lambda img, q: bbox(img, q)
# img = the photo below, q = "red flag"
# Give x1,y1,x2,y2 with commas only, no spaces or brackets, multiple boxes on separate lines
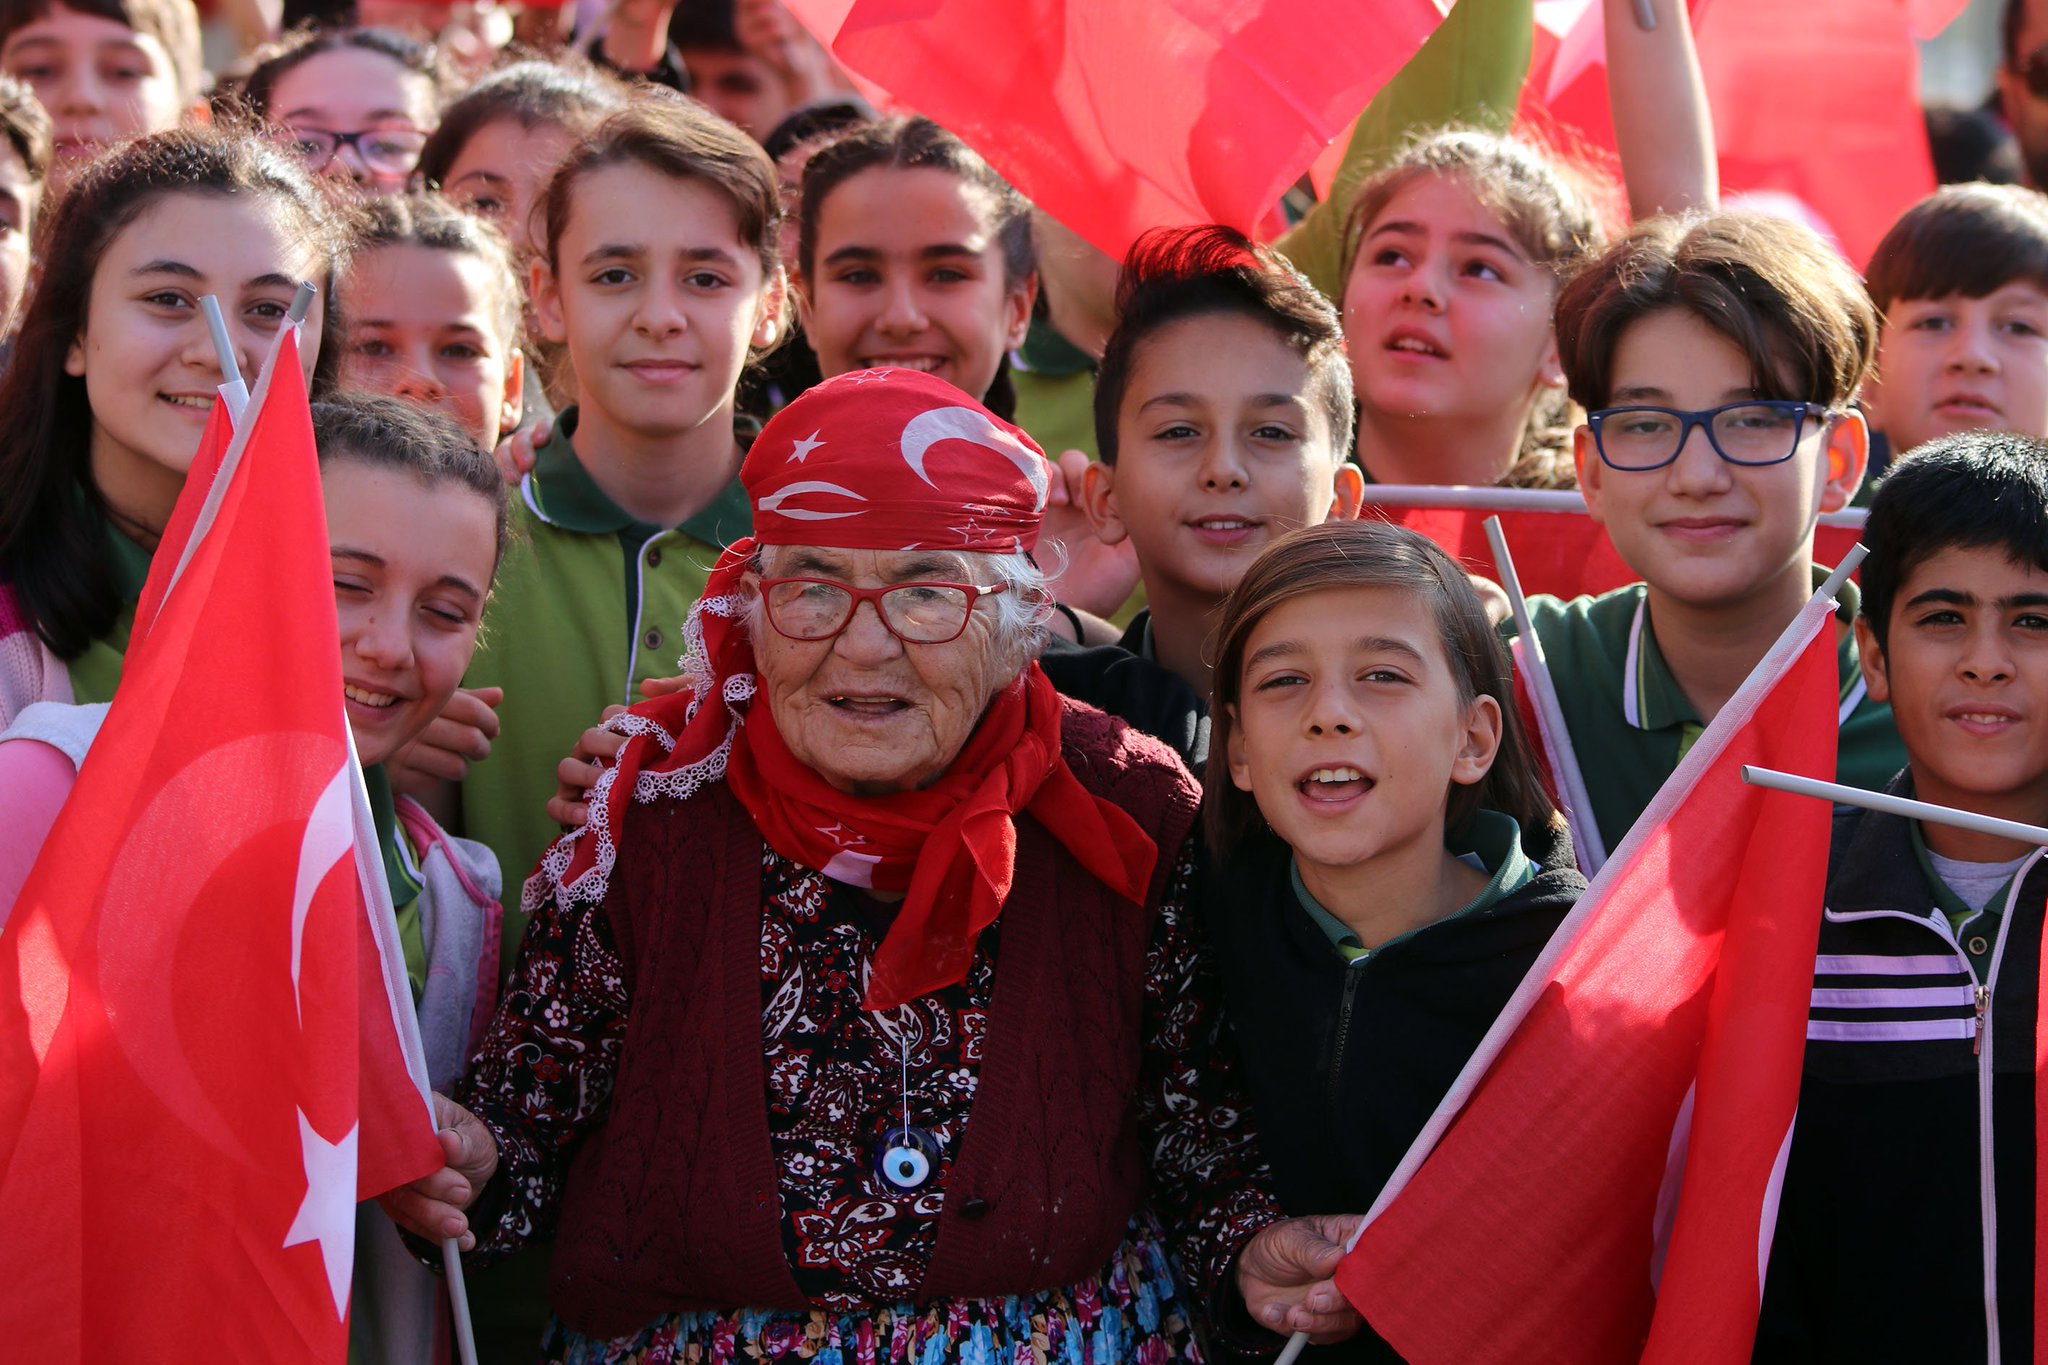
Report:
0,332,444,1360
1359,485,1863,598
1523,0,1961,269
784,0,1445,260
1334,579,1843,1362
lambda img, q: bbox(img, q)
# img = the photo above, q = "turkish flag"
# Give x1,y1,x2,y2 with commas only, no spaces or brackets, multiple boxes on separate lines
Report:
1359,485,1864,598
0,332,444,1359
1332,579,1841,1361
1523,0,1966,269
783,0,1446,260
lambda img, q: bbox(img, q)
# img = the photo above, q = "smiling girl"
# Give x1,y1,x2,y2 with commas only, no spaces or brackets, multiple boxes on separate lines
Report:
237,25,447,195
797,116,1034,418
0,126,347,728
1200,519,1583,1360
413,91,788,959
341,192,525,450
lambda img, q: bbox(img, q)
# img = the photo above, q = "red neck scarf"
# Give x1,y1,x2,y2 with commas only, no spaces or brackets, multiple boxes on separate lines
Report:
528,369,1159,1009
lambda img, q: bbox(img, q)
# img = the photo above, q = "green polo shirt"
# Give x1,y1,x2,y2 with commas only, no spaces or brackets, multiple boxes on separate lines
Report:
1516,572,1906,854
1292,809,1536,963
67,519,154,704
1910,821,2026,983
459,408,753,972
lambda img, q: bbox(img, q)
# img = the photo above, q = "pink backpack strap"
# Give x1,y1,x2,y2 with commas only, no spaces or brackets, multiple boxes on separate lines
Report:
393,795,502,1052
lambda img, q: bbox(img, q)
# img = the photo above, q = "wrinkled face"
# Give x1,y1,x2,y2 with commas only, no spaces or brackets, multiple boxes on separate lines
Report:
1,4,184,190
325,460,498,768
268,47,437,195
67,191,326,535
747,544,1026,795
1341,173,1563,434
440,115,578,261
1860,545,2048,829
0,141,39,339
1868,284,2048,454
532,161,780,442
1226,585,1498,885
342,242,522,450
1089,312,1361,605
679,46,788,140
802,166,1034,404
1577,308,1863,612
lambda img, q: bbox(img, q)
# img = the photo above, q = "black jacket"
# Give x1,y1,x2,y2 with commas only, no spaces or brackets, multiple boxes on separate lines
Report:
1197,820,1584,1362
1039,611,1209,769
1756,777,2040,1364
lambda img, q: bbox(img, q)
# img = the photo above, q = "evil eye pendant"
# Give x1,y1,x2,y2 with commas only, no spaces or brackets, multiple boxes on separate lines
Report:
874,1125,942,1192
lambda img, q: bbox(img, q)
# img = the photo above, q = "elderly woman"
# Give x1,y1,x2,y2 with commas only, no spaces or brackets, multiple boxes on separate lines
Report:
383,369,1361,1361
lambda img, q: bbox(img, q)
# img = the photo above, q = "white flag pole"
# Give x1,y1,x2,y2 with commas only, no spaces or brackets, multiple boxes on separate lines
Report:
199,294,249,424
261,284,478,1365
1740,767,2048,847
1484,515,1609,875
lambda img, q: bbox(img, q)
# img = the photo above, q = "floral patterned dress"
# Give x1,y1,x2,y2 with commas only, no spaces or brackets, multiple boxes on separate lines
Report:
457,840,1280,1365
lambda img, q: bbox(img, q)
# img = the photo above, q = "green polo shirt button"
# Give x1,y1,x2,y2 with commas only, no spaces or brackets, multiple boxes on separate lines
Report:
1968,936,1990,955
646,546,662,567
644,627,663,650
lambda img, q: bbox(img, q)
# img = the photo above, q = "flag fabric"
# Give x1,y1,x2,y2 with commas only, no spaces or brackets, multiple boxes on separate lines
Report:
1333,577,1845,1362
0,330,444,1360
782,0,1446,261
1359,485,1864,600
1523,0,1962,269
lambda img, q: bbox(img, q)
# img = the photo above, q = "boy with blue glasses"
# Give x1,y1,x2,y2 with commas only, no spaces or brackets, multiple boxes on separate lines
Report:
1511,213,1906,851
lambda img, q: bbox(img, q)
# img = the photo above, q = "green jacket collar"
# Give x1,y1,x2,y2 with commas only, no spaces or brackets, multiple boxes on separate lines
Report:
1291,809,1537,962
521,406,755,545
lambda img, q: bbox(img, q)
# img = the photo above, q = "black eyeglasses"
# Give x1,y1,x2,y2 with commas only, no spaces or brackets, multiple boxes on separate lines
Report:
275,125,426,178
759,578,1008,644
1586,401,1835,471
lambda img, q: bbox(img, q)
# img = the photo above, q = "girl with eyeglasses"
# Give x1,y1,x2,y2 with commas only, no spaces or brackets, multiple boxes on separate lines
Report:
235,26,447,196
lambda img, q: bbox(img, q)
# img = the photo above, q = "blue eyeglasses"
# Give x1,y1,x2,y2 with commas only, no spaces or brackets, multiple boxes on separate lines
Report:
1586,400,1836,471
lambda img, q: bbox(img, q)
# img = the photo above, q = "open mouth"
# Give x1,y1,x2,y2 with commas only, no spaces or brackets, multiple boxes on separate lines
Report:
860,356,946,375
161,393,215,412
1190,516,1261,544
344,683,401,709
1384,331,1447,359
828,694,910,717
1298,766,1371,803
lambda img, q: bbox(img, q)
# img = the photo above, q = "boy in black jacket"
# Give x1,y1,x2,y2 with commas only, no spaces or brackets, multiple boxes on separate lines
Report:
1757,432,2048,1362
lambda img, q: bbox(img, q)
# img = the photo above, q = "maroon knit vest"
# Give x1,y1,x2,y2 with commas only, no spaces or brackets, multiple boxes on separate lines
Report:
547,700,1202,1338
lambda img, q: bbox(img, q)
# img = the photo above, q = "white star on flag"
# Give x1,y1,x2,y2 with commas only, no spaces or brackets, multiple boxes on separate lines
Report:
847,369,893,385
282,1110,359,1320
817,821,862,848
788,430,825,463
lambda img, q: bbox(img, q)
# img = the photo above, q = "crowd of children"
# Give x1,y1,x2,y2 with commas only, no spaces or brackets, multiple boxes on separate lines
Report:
1,0,2047,1360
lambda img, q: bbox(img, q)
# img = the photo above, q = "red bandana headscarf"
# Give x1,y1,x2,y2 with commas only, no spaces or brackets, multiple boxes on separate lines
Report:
529,369,1158,1010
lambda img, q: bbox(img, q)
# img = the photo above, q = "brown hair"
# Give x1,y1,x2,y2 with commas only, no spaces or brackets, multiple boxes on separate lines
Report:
1343,129,1606,489
234,24,447,122
414,55,630,224
353,191,522,352
1205,520,1559,857
541,88,781,279
1864,182,2048,318
0,0,202,102
314,392,510,574
0,125,350,660
1555,211,1878,414
1094,224,1354,466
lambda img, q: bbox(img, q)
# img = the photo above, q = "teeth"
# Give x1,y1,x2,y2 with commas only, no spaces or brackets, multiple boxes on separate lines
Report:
1200,519,1253,530
1309,767,1363,784
868,357,941,373
344,684,399,708
163,394,213,409
1390,338,1439,354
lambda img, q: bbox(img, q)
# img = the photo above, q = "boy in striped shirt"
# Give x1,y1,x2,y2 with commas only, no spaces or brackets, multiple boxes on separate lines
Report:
1757,433,2048,1362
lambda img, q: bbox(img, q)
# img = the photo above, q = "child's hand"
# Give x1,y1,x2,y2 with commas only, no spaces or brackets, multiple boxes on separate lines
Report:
1236,1214,1366,1344
549,705,629,828
388,686,503,792
1039,449,1141,619
492,415,552,487
1468,571,1511,627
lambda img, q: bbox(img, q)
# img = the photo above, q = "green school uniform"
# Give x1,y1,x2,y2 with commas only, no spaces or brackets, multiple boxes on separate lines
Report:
1519,573,1907,854
458,408,753,972
67,519,153,704
1292,808,1537,963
